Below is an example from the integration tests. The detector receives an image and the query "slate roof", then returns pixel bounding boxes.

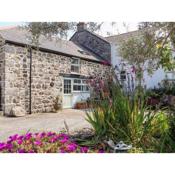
[0,27,101,62]
[105,28,151,43]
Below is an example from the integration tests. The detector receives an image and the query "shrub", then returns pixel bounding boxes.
[53,96,62,112]
[87,81,169,152]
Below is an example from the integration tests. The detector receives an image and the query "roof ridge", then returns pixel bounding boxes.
[105,27,153,39]
[105,29,141,39]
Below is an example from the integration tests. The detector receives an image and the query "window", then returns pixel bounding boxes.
[73,79,89,92]
[120,71,126,81]
[64,79,71,94]
[71,58,80,73]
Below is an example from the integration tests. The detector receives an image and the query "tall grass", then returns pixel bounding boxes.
[86,82,170,152]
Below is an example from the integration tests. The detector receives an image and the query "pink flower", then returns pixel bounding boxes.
[58,133,69,139]
[59,138,68,144]
[49,136,58,143]
[17,140,23,145]
[39,132,46,138]
[34,140,42,146]
[9,134,18,141]
[0,143,6,151]
[66,143,77,152]
[80,147,89,153]
[47,131,55,137]
[18,149,26,153]
[25,133,32,140]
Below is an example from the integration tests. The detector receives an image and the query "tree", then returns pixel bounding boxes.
[25,22,103,44]
[118,22,175,91]
[139,22,175,70]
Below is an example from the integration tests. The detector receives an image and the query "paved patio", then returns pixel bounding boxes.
[0,109,91,141]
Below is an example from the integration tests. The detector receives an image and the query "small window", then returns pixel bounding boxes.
[73,79,89,92]
[71,58,80,73]
[64,79,71,94]
[74,79,81,84]
[120,71,126,81]
[73,85,81,91]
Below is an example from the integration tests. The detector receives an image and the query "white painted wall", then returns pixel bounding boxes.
[111,43,168,89]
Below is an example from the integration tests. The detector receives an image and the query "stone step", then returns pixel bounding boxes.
[0,111,4,116]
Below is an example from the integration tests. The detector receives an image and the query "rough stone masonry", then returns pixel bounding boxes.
[0,43,110,116]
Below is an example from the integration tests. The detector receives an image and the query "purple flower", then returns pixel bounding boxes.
[58,133,69,139]
[47,131,55,137]
[49,136,59,143]
[9,134,18,141]
[80,147,89,153]
[18,149,26,153]
[66,143,77,152]
[39,132,46,138]
[59,138,68,144]
[0,143,6,151]
[25,133,32,140]
[34,133,39,136]
[34,140,42,146]
[17,135,24,140]
[98,149,104,153]
[17,140,23,145]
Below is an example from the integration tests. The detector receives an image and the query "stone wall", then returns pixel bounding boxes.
[0,36,5,112]
[4,44,30,115]
[71,30,111,61]
[4,43,111,115]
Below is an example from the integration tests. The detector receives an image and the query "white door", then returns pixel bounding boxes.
[63,79,73,108]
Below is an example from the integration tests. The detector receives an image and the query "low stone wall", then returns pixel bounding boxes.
[3,43,111,115]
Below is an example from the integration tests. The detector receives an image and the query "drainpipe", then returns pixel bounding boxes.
[29,48,32,114]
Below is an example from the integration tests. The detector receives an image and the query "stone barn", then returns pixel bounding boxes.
[0,23,111,116]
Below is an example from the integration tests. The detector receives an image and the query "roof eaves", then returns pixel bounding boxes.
[5,39,103,64]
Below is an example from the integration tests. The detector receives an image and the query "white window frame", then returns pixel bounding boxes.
[72,78,89,93]
[71,57,80,74]
[165,71,175,81]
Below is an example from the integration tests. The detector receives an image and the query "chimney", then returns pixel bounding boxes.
[77,22,87,31]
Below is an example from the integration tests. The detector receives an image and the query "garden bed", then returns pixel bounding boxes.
[0,131,105,153]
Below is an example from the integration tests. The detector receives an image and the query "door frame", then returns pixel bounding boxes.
[63,78,73,108]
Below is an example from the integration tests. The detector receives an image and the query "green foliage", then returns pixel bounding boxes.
[151,111,169,137]
[158,45,175,71]
[86,82,170,151]
[25,22,103,42]
[118,23,175,79]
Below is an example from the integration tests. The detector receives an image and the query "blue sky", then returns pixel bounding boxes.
[0,22,22,26]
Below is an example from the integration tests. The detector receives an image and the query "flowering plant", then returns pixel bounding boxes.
[0,132,104,153]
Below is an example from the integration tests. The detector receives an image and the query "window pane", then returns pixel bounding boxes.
[73,85,81,91]
[74,79,81,84]
[82,80,87,84]
[71,58,79,64]
[64,79,71,94]
[81,85,89,92]
[71,65,79,73]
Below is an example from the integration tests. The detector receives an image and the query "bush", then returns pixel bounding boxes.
[53,96,62,112]
[86,81,170,152]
